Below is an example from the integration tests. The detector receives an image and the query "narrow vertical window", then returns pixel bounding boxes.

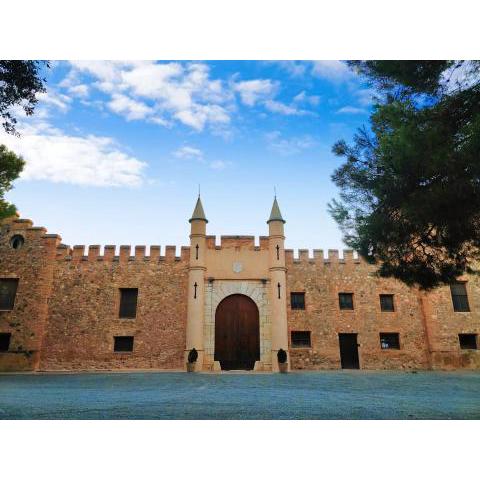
[380,294,395,312]
[0,333,11,352]
[0,279,19,311]
[276,244,280,260]
[450,283,470,312]
[290,292,305,310]
[195,244,199,260]
[338,293,354,310]
[194,282,198,299]
[277,282,281,299]
[119,288,138,318]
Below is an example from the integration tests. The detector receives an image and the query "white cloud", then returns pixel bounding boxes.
[172,146,230,170]
[173,146,204,160]
[264,99,306,116]
[36,90,71,113]
[336,106,367,114]
[440,60,479,93]
[0,119,146,187]
[265,131,316,156]
[233,79,277,106]
[275,61,308,77]
[68,84,89,98]
[108,93,153,120]
[293,90,320,106]
[174,104,230,131]
[63,61,233,132]
[312,61,353,82]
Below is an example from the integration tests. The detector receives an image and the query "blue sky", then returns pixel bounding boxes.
[2,61,374,253]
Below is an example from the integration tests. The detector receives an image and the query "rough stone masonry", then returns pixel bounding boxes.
[0,197,479,372]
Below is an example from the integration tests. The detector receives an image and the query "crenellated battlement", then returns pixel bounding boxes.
[3,216,363,266]
[56,244,191,263]
[285,248,362,266]
[205,235,271,251]
[1,216,62,248]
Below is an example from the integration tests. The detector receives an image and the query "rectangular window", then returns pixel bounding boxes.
[380,294,395,312]
[119,288,138,318]
[459,334,477,350]
[290,292,305,310]
[0,279,19,311]
[380,332,400,350]
[450,283,470,312]
[339,293,354,310]
[291,331,311,348]
[114,336,134,352]
[0,333,11,352]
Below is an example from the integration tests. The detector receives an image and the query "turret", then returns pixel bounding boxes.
[185,195,208,371]
[267,196,285,237]
[267,196,289,371]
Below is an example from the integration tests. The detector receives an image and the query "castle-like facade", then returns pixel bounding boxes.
[0,197,479,372]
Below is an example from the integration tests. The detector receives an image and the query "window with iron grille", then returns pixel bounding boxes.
[339,293,354,310]
[119,288,138,318]
[114,336,134,352]
[459,334,477,350]
[291,331,311,347]
[450,283,470,312]
[0,333,11,352]
[290,292,305,310]
[380,294,395,312]
[380,332,400,349]
[0,279,19,311]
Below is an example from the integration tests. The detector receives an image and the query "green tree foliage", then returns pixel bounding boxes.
[329,61,480,289]
[0,60,48,135]
[0,61,47,219]
[0,145,25,220]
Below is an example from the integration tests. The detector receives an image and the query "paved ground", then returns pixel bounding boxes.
[0,370,479,419]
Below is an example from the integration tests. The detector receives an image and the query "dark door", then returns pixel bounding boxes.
[338,333,360,369]
[215,294,260,370]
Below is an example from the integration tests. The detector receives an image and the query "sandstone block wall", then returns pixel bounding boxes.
[0,217,59,371]
[39,245,189,370]
[2,215,480,372]
[285,250,431,370]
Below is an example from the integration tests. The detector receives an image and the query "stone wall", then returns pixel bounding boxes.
[2,214,480,372]
[39,245,189,370]
[0,217,59,371]
[421,276,480,369]
[285,250,431,370]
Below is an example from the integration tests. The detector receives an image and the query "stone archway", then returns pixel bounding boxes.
[203,280,271,371]
[214,294,260,370]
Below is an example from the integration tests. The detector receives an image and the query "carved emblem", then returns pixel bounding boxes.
[233,262,243,273]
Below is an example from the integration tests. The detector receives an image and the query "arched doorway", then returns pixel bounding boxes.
[214,294,260,370]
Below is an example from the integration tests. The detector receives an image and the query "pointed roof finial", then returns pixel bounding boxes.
[267,196,285,224]
[274,185,277,198]
[198,184,201,197]
[189,194,208,223]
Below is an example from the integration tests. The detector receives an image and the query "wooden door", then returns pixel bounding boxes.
[214,294,260,370]
[339,333,360,369]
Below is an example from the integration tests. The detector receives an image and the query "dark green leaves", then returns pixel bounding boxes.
[330,61,480,289]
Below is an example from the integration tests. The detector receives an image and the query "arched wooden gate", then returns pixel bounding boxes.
[214,294,260,370]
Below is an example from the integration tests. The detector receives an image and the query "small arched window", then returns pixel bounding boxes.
[10,234,24,250]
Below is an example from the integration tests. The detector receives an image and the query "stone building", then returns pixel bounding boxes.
[0,197,479,372]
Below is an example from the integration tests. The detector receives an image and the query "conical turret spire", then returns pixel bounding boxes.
[267,196,285,224]
[189,195,208,223]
